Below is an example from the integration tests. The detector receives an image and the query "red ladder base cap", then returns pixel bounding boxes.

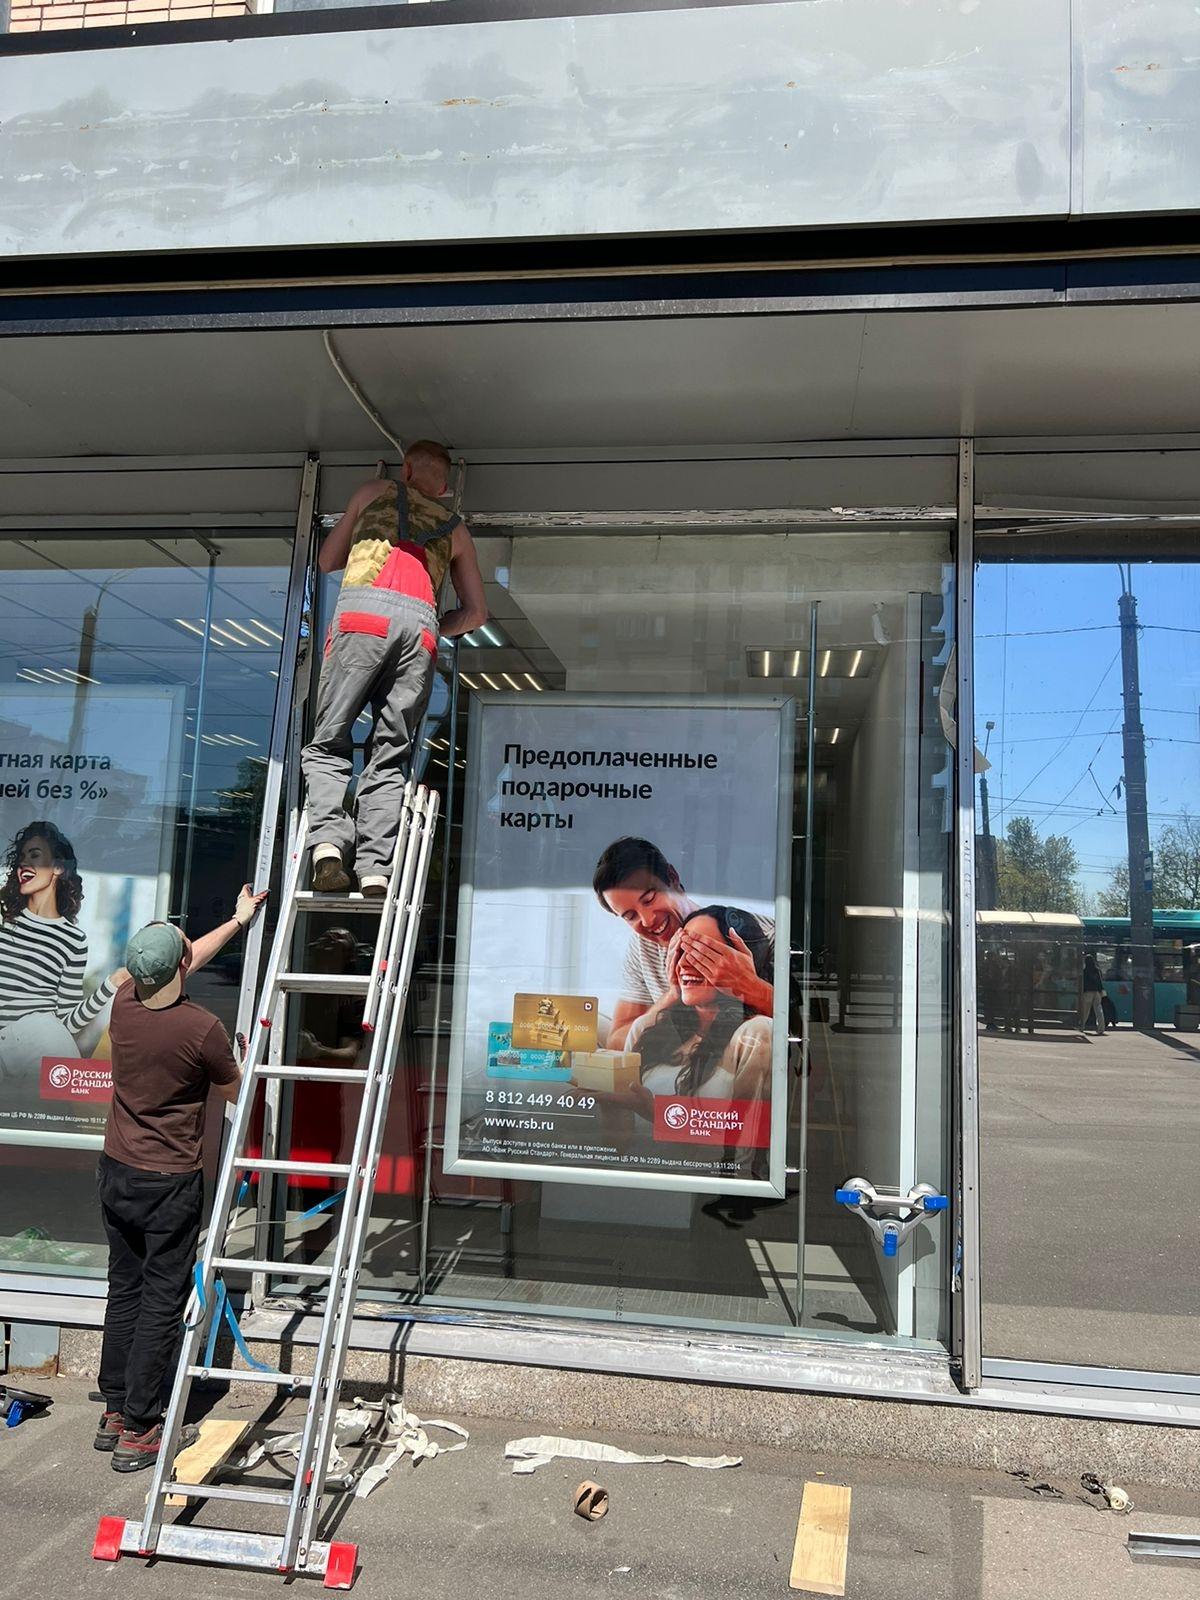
[92,1516,125,1562]
[324,1541,358,1589]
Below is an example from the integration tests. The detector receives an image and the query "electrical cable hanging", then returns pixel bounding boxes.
[323,330,405,456]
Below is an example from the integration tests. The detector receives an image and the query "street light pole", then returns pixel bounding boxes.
[1117,567,1155,1030]
[978,720,997,911]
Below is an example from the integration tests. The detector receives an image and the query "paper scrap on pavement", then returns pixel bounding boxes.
[505,1435,742,1475]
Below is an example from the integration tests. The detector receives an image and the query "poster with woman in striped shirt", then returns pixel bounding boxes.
[0,820,125,1124]
[0,682,185,1144]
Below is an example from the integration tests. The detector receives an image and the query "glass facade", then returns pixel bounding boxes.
[260,524,955,1349]
[0,534,292,1276]
[4,453,1193,1397]
[973,529,1200,1374]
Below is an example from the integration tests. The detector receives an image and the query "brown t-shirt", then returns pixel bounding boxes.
[103,980,239,1173]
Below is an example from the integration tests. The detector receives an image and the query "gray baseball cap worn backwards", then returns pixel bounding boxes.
[125,921,186,1010]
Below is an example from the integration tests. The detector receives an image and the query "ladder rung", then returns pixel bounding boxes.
[275,972,371,995]
[188,1364,311,1387]
[212,1256,332,1278]
[161,1481,294,1508]
[232,1158,353,1177]
[294,891,385,913]
[257,1065,368,1083]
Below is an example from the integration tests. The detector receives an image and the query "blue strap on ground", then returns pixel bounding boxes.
[202,1279,228,1369]
[184,1261,208,1331]
[220,1291,273,1372]
[298,1187,346,1220]
[191,1261,273,1373]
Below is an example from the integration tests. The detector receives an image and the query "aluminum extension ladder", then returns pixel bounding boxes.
[93,781,440,1589]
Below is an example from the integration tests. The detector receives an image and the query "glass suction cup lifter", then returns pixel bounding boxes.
[834,1178,949,1258]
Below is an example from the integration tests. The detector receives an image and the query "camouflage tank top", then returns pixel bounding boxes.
[341,480,459,613]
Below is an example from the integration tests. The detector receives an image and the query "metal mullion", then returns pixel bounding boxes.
[243,453,320,1311]
[793,600,818,1330]
[953,438,983,1392]
[418,643,461,1299]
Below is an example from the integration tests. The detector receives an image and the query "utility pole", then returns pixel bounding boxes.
[978,719,997,910]
[66,603,100,755]
[1118,568,1155,1030]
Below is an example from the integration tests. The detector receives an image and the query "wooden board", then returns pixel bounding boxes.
[789,1481,852,1596]
[165,1418,251,1506]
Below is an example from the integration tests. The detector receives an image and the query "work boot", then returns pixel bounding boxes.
[312,850,352,894]
[111,1420,200,1474]
[93,1410,125,1453]
[359,875,389,900]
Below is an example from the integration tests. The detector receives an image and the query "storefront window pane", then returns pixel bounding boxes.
[406,528,956,1344]
[0,535,292,1278]
[975,532,1200,1372]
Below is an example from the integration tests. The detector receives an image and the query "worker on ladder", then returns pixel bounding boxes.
[302,441,486,897]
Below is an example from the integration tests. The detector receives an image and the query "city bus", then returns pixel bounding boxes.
[1082,911,1200,1026]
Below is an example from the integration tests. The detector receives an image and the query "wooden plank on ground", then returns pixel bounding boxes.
[789,1480,852,1596]
[165,1418,251,1506]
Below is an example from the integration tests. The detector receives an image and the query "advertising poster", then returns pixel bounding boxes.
[0,684,185,1148]
[443,694,792,1195]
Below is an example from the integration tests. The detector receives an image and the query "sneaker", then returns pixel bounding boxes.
[93,1410,125,1453]
[111,1420,200,1474]
[313,854,352,894]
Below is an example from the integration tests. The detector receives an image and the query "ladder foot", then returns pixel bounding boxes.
[92,1516,126,1562]
[324,1542,358,1589]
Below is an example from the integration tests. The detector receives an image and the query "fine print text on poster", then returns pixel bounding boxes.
[0,685,184,1147]
[443,694,792,1196]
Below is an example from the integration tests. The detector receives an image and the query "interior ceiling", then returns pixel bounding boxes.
[2,301,1200,460]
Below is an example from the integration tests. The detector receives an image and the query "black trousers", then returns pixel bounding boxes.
[97,1153,203,1432]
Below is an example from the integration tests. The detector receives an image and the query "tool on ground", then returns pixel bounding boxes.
[834,1178,949,1257]
[1127,1530,1200,1559]
[1,1384,53,1427]
[93,781,440,1588]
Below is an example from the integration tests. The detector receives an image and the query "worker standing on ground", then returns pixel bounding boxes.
[94,890,265,1471]
[302,442,487,896]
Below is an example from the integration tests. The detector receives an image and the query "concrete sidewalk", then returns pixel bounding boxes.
[2,1377,1198,1600]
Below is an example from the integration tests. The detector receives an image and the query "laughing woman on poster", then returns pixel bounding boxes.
[628,905,774,1109]
[0,820,269,1116]
[0,821,120,1107]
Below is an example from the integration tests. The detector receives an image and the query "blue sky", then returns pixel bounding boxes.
[973,559,1200,903]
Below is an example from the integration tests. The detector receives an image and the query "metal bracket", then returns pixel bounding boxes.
[834,1178,949,1258]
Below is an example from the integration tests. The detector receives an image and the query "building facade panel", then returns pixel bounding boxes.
[1,0,1071,258]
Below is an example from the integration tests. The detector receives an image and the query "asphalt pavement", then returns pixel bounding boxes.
[2,1377,1199,1600]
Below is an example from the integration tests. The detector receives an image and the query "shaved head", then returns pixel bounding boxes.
[404,439,453,495]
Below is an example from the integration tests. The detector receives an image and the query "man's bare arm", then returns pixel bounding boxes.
[189,886,268,974]
[318,479,388,575]
[213,1070,243,1106]
[438,523,489,639]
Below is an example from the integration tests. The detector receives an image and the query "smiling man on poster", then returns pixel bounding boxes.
[592,835,775,1051]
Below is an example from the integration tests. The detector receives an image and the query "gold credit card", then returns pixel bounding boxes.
[512,993,599,1053]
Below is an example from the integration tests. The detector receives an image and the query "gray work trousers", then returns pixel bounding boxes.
[301,592,437,877]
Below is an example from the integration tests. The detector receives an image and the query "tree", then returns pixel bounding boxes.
[1098,810,1200,914]
[995,815,1081,912]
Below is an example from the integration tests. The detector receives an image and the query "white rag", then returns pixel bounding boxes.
[225,1392,467,1498]
[505,1435,742,1476]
